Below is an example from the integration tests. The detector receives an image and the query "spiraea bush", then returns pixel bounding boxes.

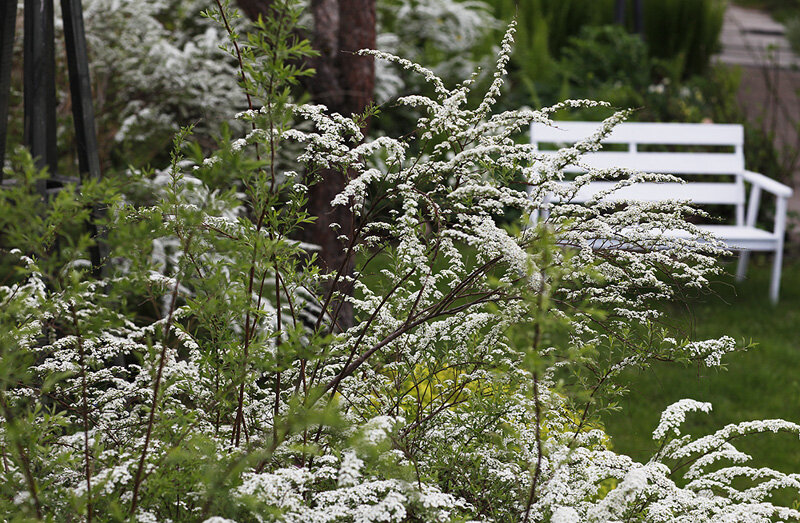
[2,1,800,521]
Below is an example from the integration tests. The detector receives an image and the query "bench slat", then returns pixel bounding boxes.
[578,226,778,252]
[548,182,744,205]
[659,226,778,251]
[556,151,743,175]
[531,121,744,146]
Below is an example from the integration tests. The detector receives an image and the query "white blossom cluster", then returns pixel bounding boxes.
[82,0,244,142]
[374,0,499,104]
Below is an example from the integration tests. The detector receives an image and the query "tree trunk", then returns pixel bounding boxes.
[237,0,376,330]
[304,0,375,330]
[235,0,270,22]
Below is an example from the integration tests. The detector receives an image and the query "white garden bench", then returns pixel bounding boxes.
[530,121,793,303]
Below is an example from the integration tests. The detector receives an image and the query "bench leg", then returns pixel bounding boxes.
[736,250,750,281]
[770,247,783,304]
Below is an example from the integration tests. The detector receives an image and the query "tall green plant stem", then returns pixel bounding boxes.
[214,0,261,165]
[129,269,183,516]
[70,303,93,523]
[523,271,546,523]
[0,393,42,518]
[214,0,292,449]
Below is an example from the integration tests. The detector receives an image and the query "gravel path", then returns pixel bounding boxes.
[716,5,798,68]
[714,5,800,226]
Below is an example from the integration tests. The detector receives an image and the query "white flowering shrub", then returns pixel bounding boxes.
[81,0,246,166]
[375,0,500,104]
[1,2,799,522]
[3,0,244,171]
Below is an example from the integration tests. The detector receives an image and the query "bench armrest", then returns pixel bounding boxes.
[743,170,793,198]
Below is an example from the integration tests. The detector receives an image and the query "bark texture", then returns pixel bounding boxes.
[304,0,375,330]
[237,0,376,329]
[235,0,271,22]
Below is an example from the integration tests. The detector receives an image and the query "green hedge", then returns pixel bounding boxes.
[487,0,726,83]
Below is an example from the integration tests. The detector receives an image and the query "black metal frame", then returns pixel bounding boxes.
[0,0,17,179]
[0,0,103,270]
[61,0,101,181]
[615,0,645,35]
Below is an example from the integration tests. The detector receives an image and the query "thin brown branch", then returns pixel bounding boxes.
[325,268,416,400]
[523,372,544,523]
[129,272,182,516]
[70,304,93,523]
[0,393,42,518]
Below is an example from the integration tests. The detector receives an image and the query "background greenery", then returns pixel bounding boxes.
[485,0,727,106]
[477,0,784,182]
[604,257,800,504]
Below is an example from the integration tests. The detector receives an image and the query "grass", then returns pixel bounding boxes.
[602,253,800,500]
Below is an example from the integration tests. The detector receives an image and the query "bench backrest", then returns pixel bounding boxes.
[530,121,747,223]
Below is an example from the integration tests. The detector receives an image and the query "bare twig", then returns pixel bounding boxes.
[129,272,182,516]
[0,393,42,518]
[70,303,93,522]
[522,372,544,523]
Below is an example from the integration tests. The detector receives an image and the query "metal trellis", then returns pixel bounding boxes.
[0,0,104,271]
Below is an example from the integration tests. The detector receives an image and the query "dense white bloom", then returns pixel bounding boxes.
[653,399,713,441]
[82,0,244,146]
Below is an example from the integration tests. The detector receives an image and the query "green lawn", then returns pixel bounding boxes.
[602,254,800,491]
